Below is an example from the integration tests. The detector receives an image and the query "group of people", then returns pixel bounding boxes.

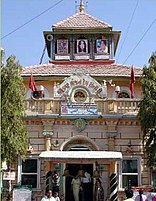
[42,170,156,201]
[41,190,60,201]
[42,169,105,201]
[124,189,156,201]
[71,171,104,201]
[42,171,61,201]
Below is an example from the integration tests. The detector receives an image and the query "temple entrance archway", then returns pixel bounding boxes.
[61,136,97,201]
[60,135,99,151]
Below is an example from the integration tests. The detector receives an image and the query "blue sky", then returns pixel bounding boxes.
[2,0,156,67]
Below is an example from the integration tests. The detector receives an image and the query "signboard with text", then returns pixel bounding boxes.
[61,103,98,115]
[54,72,107,98]
[3,172,16,180]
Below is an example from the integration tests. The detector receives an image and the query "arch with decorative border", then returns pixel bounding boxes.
[68,85,91,103]
[60,135,99,151]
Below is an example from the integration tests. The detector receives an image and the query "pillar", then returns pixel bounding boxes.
[42,120,55,151]
[105,120,118,151]
[110,161,118,201]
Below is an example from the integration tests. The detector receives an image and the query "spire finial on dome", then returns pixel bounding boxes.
[79,0,84,12]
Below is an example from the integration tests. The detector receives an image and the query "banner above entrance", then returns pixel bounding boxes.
[39,151,122,162]
[54,72,107,98]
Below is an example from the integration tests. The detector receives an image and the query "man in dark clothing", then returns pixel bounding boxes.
[52,171,60,194]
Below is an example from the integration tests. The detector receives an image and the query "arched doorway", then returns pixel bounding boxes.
[61,135,99,201]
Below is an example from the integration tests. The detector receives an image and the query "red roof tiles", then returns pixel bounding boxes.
[52,11,112,30]
[22,63,143,77]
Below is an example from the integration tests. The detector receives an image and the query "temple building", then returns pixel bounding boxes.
[9,1,155,201]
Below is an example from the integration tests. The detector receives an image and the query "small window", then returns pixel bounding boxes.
[74,90,87,103]
[122,159,139,188]
[21,159,39,188]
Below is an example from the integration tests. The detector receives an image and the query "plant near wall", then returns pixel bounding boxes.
[1,55,29,168]
[138,52,156,167]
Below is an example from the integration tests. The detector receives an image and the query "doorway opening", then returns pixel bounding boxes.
[65,163,93,201]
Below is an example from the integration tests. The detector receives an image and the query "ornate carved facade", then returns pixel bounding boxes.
[7,2,155,201]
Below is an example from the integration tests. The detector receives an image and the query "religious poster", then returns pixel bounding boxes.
[77,39,88,53]
[57,39,68,54]
[96,39,108,54]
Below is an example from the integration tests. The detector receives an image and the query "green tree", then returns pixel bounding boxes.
[138,52,156,167]
[1,55,28,168]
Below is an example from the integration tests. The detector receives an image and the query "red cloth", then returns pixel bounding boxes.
[29,73,37,92]
[130,66,135,98]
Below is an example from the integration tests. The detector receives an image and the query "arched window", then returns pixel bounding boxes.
[70,87,90,103]
[118,92,130,98]
[112,87,130,99]
[73,90,87,103]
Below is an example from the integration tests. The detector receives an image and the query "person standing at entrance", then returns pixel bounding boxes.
[52,171,60,194]
[94,178,104,201]
[81,171,92,201]
[71,175,81,201]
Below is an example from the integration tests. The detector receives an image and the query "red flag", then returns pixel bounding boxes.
[29,73,37,92]
[130,66,135,98]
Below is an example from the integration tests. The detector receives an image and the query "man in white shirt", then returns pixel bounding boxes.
[81,171,92,201]
[41,190,56,201]
[81,171,91,183]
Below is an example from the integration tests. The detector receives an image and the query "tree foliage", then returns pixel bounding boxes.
[138,52,156,167]
[1,56,28,167]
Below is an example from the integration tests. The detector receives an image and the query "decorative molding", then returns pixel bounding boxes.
[106,131,118,138]
[118,120,140,126]
[54,72,107,98]
[69,118,89,131]
[105,120,119,127]
[60,135,99,151]
[41,119,55,125]
[42,130,54,136]
[25,120,42,125]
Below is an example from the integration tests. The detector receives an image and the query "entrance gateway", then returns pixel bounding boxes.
[39,150,122,201]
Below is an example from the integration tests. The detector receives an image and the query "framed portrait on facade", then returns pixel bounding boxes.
[96,39,108,54]
[57,39,68,54]
[77,39,88,53]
